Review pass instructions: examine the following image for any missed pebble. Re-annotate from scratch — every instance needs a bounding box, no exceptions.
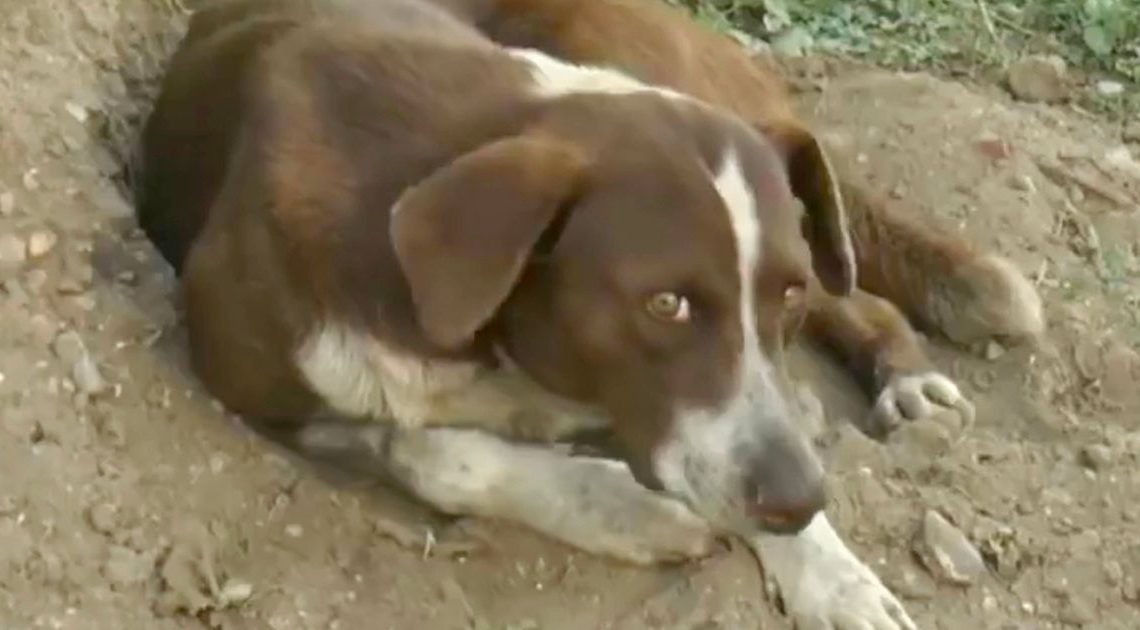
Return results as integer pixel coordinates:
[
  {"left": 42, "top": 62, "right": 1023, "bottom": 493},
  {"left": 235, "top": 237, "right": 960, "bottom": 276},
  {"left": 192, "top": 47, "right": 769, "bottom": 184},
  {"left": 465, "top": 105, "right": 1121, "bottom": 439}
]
[
  {"left": 975, "top": 132, "right": 1014, "bottom": 160},
  {"left": 52, "top": 330, "right": 86, "bottom": 363},
  {"left": 22, "top": 169, "right": 39, "bottom": 191},
  {"left": 1078, "top": 444, "right": 1114, "bottom": 470},
  {"left": 26, "top": 229, "right": 58, "bottom": 258},
  {"left": 0, "top": 191, "right": 13, "bottom": 216},
  {"left": 1104, "top": 559, "right": 1124, "bottom": 585},
  {"left": 219, "top": 579, "right": 254, "bottom": 606},
  {"left": 285, "top": 524, "right": 304, "bottom": 538},
  {"left": 64, "top": 102, "right": 89, "bottom": 123},
  {"left": 53, "top": 331, "right": 106, "bottom": 395},
  {"left": 1007, "top": 55, "right": 1068, "bottom": 103},
  {"left": 915, "top": 510, "right": 988, "bottom": 585},
  {"left": 985, "top": 340, "right": 1006, "bottom": 360},
  {"left": 1096, "top": 80, "right": 1125, "bottom": 97},
  {"left": 87, "top": 502, "right": 118, "bottom": 535}
]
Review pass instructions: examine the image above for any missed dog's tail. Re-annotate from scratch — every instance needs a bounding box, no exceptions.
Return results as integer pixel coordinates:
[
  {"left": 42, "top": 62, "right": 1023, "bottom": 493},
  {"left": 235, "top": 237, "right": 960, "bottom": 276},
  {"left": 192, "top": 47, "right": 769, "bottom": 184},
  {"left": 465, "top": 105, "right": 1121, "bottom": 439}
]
[{"left": 840, "top": 181, "right": 1045, "bottom": 346}]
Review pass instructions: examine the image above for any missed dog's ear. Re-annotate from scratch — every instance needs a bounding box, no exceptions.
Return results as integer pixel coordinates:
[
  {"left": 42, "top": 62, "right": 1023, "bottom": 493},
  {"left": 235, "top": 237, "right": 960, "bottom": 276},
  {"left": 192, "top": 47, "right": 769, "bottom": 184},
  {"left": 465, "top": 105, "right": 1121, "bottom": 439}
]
[
  {"left": 390, "top": 135, "right": 586, "bottom": 349},
  {"left": 761, "top": 123, "right": 856, "bottom": 296}
]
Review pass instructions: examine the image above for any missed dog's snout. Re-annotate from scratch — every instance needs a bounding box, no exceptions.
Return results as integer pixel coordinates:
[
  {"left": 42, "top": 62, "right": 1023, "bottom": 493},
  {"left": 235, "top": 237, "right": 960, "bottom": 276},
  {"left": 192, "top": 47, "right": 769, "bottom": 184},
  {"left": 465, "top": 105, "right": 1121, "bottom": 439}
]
[{"left": 745, "top": 430, "right": 826, "bottom": 534}]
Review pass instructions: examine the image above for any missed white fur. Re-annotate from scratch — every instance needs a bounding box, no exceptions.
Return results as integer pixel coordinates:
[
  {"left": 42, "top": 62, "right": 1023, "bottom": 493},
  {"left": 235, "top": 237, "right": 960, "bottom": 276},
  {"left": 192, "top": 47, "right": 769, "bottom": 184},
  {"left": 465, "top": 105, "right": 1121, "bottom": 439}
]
[
  {"left": 508, "top": 47, "right": 685, "bottom": 100},
  {"left": 294, "top": 324, "right": 605, "bottom": 439},
  {"left": 295, "top": 323, "right": 486, "bottom": 423},
  {"left": 749, "top": 513, "right": 917, "bottom": 629},
  {"left": 651, "top": 147, "right": 816, "bottom": 523},
  {"left": 870, "top": 370, "right": 975, "bottom": 432}
]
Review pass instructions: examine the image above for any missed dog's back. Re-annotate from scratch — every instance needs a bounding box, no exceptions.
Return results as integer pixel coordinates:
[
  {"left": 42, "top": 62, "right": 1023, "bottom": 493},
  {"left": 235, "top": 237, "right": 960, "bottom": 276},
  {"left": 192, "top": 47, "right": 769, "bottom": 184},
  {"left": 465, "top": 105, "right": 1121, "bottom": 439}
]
[{"left": 133, "top": 0, "right": 491, "bottom": 272}]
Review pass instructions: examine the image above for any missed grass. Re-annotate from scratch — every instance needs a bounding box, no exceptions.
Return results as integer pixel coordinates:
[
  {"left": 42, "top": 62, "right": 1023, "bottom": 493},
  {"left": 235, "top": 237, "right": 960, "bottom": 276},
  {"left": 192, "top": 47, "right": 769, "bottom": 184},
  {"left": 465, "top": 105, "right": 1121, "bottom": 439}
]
[{"left": 672, "top": 0, "right": 1140, "bottom": 118}]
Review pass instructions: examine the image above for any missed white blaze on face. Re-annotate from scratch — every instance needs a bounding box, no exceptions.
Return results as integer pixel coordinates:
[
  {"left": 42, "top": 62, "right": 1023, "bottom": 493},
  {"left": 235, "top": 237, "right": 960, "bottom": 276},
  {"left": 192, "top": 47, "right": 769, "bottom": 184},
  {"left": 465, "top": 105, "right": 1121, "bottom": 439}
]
[{"left": 652, "top": 146, "right": 793, "bottom": 516}]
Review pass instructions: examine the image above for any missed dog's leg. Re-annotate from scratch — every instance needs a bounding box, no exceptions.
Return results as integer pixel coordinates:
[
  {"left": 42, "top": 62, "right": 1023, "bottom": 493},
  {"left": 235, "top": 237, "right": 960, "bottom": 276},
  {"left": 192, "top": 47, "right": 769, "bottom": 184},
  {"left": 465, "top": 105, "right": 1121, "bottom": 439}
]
[
  {"left": 840, "top": 181, "right": 1044, "bottom": 346},
  {"left": 806, "top": 287, "right": 974, "bottom": 437},
  {"left": 273, "top": 418, "right": 716, "bottom": 565},
  {"left": 747, "top": 513, "right": 916, "bottom": 630}
]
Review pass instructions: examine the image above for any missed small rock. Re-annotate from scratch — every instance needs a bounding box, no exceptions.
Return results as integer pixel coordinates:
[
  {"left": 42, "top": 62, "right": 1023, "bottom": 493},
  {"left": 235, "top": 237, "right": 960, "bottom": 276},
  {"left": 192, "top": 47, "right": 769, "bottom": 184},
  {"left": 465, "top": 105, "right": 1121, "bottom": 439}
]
[
  {"left": 1096, "top": 80, "right": 1125, "bottom": 97},
  {"left": 1008, "top": 174, "right": 1036, "bottom": 193},
  {"left": 1078, "top": 444, "right": 1114, "bottom": 470},
  {"left": 87, "top": 502, "right": 118, "bottom": 535},
  {"left": 26, "top": 230, "right": 58, "bottom": 258},
  {"left": 975, "top": 133, "right": 1014, "bottom": 160},
  {"left": 0, "top": 234, "right": 27, "bottom": 269},
  {"left": 0, "top": 192, "right": 13, "bottom": 216},
  {"left": 915, "top": 510, "right": 988, "bottom": 585},
  {"left": 285, "top": 524, "right": 303, "bottom": 538},
  {"left": 54, "top": 331, "right": 105, "bottom": 395},
  {"left": 1007, "top": 55, "right": 1068, "bottom": 103},
  {"left": 985, "top": 340, "right": 1006, "bottom": 360},
  {"left": 1105, "top": 560, "right": 1124, "bottom": 585},
  {"left": 22, "top": 169, "right": 39, "bottom": 191},
  {"left": 52, "top": 330, "right": 86, "bottom": 363},
  {"left": 64, "top": 102, "right": 89, "bottom": 123},
  {"left": 219, "top": 579, "right": 253, "bottom": 606}
]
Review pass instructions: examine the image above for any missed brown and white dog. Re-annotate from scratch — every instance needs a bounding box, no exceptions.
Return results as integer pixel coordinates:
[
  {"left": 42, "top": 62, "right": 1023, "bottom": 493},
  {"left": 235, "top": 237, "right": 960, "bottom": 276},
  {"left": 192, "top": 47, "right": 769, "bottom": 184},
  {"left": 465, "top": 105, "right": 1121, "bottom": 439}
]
[{"left": 134, "top": 0, "right": 1043, "bottom": 628}]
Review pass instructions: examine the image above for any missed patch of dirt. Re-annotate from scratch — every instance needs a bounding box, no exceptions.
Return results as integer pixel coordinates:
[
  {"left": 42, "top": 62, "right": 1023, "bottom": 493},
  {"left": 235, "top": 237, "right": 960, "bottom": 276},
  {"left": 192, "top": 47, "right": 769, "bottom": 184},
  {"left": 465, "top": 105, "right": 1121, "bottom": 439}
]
[{"left": 1, "top": 2, "right": 1138, "bottom": 629}]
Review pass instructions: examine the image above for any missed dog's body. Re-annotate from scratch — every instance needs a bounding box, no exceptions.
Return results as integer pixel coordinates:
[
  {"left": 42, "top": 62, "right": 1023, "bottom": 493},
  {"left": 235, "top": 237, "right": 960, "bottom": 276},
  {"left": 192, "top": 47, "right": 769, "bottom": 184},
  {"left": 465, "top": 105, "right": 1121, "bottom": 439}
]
[{"left": 134, "top": 1, "right": 1043, "bottom": 628}]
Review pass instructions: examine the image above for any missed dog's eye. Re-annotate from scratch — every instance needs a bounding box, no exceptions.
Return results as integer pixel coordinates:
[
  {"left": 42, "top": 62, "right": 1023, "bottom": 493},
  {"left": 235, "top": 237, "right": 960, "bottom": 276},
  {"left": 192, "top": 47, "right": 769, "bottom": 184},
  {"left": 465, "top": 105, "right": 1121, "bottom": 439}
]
[{"left": 646, "top": 291, "right": 691, "bottom": 323}]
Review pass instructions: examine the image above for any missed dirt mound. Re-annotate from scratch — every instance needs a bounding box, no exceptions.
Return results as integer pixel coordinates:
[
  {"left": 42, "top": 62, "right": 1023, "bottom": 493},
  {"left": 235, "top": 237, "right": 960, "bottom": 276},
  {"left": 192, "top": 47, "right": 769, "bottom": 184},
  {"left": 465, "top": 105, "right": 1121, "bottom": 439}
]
[{"left": 1, "top": 2, "right": 1138, "bottom": 628}]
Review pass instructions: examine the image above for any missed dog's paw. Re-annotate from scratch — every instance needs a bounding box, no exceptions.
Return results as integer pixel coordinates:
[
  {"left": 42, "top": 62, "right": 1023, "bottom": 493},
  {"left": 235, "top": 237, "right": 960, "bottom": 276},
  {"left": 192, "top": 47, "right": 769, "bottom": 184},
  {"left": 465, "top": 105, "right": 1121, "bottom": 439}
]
[
  {"left": 786, "top": 557, "right": 916, "bottom": 630},
  {"left": 549, "top": 459, "right": 716, "bottom": 565},
  {"left": 865, "top": 371, "right": 974, "bottom": 437},
  {"left": 754, "top": 515, "right": 916, "bottom": 630}
]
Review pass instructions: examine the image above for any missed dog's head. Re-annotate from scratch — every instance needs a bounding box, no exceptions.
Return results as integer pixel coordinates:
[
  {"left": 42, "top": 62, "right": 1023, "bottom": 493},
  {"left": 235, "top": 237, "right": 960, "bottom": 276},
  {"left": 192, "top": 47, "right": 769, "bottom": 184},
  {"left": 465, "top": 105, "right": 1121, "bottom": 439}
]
[{"left": 390, "top": 67, "right": 853, "bottom": 535}]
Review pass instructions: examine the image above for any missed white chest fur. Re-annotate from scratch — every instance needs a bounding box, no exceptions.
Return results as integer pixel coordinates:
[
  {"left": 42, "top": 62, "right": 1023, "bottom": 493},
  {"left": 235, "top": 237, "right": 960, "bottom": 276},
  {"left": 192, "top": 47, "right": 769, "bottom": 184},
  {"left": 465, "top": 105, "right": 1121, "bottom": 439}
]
[{"left": 293, "top": 322, "right": 605, "bottom": 440}]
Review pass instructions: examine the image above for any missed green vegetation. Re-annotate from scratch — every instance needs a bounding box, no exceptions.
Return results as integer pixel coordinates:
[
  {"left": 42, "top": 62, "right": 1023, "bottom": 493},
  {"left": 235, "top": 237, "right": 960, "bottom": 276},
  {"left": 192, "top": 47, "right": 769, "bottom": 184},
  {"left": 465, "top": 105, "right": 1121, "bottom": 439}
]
[{"left": 672, "top": 0, "right": 1139, "bottom": 114}]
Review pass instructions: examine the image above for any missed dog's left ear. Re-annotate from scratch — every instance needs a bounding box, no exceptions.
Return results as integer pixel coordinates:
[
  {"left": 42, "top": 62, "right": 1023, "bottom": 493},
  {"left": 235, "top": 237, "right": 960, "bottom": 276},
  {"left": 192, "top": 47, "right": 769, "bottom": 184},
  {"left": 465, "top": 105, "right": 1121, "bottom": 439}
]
[
  {"left": 390, "top": 135, "right": 586, "bottom": 350},
  {"left": 761, "top": 123, "right": 856, "bottom": 296}
]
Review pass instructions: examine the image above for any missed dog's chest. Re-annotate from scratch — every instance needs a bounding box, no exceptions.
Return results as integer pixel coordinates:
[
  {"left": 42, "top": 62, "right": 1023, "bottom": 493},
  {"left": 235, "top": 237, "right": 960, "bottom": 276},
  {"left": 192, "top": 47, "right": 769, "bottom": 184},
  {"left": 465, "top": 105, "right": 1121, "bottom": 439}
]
[{"left": 293, "top": 323, "right": 605, "bottom": 439}]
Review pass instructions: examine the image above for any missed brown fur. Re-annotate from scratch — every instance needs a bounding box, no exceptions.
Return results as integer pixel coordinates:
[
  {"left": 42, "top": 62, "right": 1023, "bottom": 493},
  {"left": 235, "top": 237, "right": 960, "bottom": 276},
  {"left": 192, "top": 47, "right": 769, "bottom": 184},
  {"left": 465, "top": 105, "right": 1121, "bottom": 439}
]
[
  {"left": 452, "top": 0, "right": 1044, "bottom": 397},
  {"left": 136, "top": 0, "right": 863, "bottom": 534}
]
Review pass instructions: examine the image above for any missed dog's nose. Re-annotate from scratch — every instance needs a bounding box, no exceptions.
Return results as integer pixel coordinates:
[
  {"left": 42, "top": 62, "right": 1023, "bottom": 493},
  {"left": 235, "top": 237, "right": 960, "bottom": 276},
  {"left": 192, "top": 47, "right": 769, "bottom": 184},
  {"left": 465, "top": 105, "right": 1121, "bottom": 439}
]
[{"left": 745, "top": 431, "right": 826, "bottom": 534}]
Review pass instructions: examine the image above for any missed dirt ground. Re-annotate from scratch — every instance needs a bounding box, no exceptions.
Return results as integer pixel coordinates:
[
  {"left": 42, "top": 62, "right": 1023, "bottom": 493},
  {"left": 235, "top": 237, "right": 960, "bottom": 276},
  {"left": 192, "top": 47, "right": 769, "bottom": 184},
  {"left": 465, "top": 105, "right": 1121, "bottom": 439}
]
[{"left": 2, "top": 1, "right": 1139, "bottom": 629}]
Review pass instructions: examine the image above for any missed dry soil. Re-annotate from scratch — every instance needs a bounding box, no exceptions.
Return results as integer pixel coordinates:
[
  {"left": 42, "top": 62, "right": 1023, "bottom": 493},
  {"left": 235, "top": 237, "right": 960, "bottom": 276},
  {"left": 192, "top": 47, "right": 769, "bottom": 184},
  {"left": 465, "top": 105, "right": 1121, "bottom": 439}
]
[{"left": 1, "top": 1, "right": 1139, "bottom": 629}]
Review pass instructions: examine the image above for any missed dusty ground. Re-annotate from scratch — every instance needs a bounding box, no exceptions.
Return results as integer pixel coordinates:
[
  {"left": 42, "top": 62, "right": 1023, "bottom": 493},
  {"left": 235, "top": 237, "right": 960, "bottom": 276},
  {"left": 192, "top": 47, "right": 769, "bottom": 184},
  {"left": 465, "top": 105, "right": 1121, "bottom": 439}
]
[{"left": 2, "top": 1, "right": 1139, "bottom": 629}]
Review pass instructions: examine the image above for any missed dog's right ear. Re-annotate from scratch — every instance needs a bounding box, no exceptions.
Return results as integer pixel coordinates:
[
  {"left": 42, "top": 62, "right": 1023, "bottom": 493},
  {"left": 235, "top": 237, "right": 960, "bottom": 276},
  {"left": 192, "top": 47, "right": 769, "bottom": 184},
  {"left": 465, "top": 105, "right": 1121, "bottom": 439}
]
[
  {"left": 758, "top": 122, "right": 856, "bottom": 297},
  {"left": 390, "top": 135, "right": 587, "bottom": 350}
]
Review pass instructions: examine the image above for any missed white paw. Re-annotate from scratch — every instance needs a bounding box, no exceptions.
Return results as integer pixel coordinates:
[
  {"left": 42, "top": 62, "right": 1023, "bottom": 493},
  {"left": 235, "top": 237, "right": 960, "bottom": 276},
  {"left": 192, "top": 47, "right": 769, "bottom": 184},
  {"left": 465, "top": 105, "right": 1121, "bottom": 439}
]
[
  {"left": 867, "top": 371, "right": 974, "bottom": 436},
  {"left": 787, "top": 559, "right": 916, "bottom": 630},
  {"left": 751, "top": 515, "right": 916, "bottom": 630}
]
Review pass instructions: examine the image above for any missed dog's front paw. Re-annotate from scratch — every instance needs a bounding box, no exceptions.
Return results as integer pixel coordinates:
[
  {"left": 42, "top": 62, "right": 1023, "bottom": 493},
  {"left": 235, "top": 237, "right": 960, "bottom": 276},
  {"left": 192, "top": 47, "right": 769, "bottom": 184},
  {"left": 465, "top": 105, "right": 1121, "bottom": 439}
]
[
  {"left": 752, "top": 515, "right": 916, "bottom": 630},
  {"left": 865, "top": 371, "right": 974, "bottom": 437},
  {"left": 785, "top": 557, "right": 916, "bottom": 630}
]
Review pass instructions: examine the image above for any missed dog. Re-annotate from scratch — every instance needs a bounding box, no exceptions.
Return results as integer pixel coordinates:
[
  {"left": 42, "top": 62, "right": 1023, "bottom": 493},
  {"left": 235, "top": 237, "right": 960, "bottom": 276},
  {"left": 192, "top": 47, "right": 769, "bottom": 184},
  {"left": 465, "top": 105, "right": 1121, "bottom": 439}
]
[{"left": 133, "top": 1, "right": 1043, "bottom": 628}]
